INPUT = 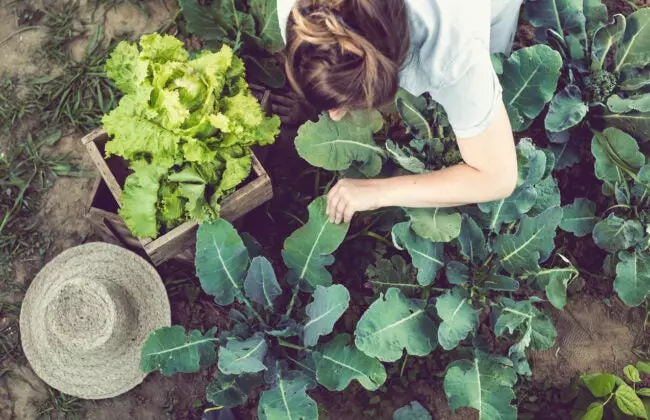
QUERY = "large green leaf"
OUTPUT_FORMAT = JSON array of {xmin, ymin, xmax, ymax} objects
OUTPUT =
[
  {"xmin": 601, "ymin": 112, "xmax": 650, "ymax": 143},
  {"xmin": 457, "ymin": 216, "xmax": 489, "ymax": 264},
  {"xmin": 582, "ymin": 373, "xmax": 618, "ymax": 397},
  {"xmin": 392, "ymin": 222, "xmax": 444, "ymax": 286},
  {"xmin": 592, "ymin": 14, "xmax": 626, "ymax": 70},
  {"xmin": 366, "ymin": 255, "xmax": 422, "ymax": 297},
  {"xmin": 593, "ymin": 215, "xmax": 644, "ymax": 253},
  {"xmin": 591, "ymin": 128, "xmax": 645, "ymax": 182},
  {"xmin": 249, "ymin": 0, "xmax": 284, "ymax": 53},
  {"xmin": 295, "ymin": 111, "xmax": 384, "ymax": 177},
  {"xmin": 525, "ymin": 0, "xmax": 587, "ymax": 45},
  {"xmin": 544, "ymin": 84, "xmax": 588, "ymax": 132},
  {"xmin": 282, "ymin": 197, "xmax": 349, "ymax": 289},
  {"xmin": 500, "ymin": 46, "xmax": 562, "ymax": 131},
  {"xmin": 244, "ymin": 256, "xmax": 282, "ymax": 309},
  {"xmin": 206, "ymin": 373, "xmax": 261, "ymax": 408},
  {"xmin": 179, "ymin": 0, "xmax": 255, "ymax": 44},
  {"xmin": 405, "ymin": 207, "xmax": 462, "ymax": 243},
  {"xmin": 620, "ymin": 66, "xmax": 650, "ymax": 91},
  {"xmin": 315, "ymin": 334, "xmax": 387, "ymax": 391},
  {"xmin": 584, "ymin": 0, "xmax": 608, "ymax": 36},
  {"xmin": 494, "ymin": 207, "xmax": 564, "ymax": 274},
  {"xmin": 396, "ymin": 97, "xmax": 433, "ymax": 140},
  {"xmin": 218, "ymin": 334, "xmax": 268, "ymax": 375},
  {"xmin": 560, "ymin": 198, "xmax": 599, "ymax": 237},
  {"xmin": 443, "ymin": 350, "xmax": 517, "ymax": 420},
  {"xmin": 258, "ymin": 370, "xmax": 318, "ymax": 420},
  {"xmin": 614, "ymin": 251, "xmax": 650, "ymax": 307},
  {"xmin": 614, "ymin": 8, "xmax": 650, "ymax": 72},
  {"xmin": 385, "ymin": 140, "xmax": 428, "ymax": 174},
  {"xmin": 303, "ymin": 285, "xmax": 350, "ymax": 347},
  {"xmin": 393, "ymin": 401, "xmax": 432, "ymax": 420},
  {"xmin": 529, "ymin": 176, "xmax": 561, "ymax": 217},
  {"xmin": 355, "ymin": 288, "xmax": 438, "ymax": 362},
  {"xmin": 607, "ymin": 93, "xmax": 650, "ymax": 113},
  {"xmin": 615, "ymin": 383, "xmax": 648, "ymax": 419},
  {"xmin": 140, "ymin": 326, "xmax": 218, "ymax": 375},
  {"xmin": 436, "ymin": 288, "xmax": 480, "ymax": 351},
  {"xmin": 196, "ymin": 219, "xmax": 250, "ymax": 305}
]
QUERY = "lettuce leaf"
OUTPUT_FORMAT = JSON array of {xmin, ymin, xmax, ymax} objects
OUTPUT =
[{"xmin": 103, "ymin": 33, "xmax": 278, "ymax": 238}]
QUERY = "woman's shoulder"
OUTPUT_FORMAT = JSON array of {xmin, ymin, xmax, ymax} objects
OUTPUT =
[{"xmin": 401, "ymin": 0, "xmax": 491, "ymax": 92}]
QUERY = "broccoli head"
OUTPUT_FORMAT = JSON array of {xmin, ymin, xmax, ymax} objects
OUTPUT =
[{"xmin": 585, "ymin": 69, "xmax": 617, "ymax": 103}]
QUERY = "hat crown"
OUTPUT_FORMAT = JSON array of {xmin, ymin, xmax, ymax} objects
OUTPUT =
[{"xmin": 48, "ymin": 277, "xmax": 135, "ymax": 353}]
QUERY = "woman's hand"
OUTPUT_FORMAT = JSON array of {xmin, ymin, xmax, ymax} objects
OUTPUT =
[{"xmin": 326, "ymin": 178, "xmax": 382, "ymax": 224}]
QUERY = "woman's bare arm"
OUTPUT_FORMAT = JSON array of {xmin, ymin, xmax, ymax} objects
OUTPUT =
[{"xmin": 326, "ymin": 102, "xmax": 518, "ymax": 223}]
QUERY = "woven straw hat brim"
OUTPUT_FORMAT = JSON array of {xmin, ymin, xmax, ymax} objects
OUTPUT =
[{"xmin": 20, "ymin": 242, "xmax": 171, "ymax": 399}]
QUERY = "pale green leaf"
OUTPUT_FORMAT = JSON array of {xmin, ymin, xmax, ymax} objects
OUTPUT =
[
  {"xmin": 443, "ymin": 350, "xmax": 517, "ymax": 420},
  {"xmin": 545, "ymin": 84, "xmax": 588, "ymax": 132},
  {"xmin": 582, "ymin": 402, "xmax": 604, "ymax": 420},
  {"xmin": 315, "ymin": 334, "xmax": 387, "ymax": 391},
  {"xmin": 385, "ymin": 140, "xmax": 427, "ymax": 174},
  {"xmin": 625, "ymin": 365, "xmax": 642, "ymax": 383},
  {"xmin": 529, "ymin": 176, "xmax": 561, "ymax": 217},
  {"xmin": 614, "ymin": 251, "xmax": 650, "ymax": 307},
  {"xmin": 584, "ymin": 0, "xmax": 608, "ymax": 36},
  {"xmin": 637, "ymin": 361, "xmax": 650, "ymax": 375},
  {"xmin": 355, "ymin": 288, "xmax": 438, "ymax": 362},
  {"xmin": 244, "ymin": 256, "xmax": 282, "ymax": 309},
  {"xmin": 295, "ymin": 111, "xmax": 384, "ymax": 177},
  {"xmin": 282, "ymin": 197, "xmax": 349, "ymax": 289},
  {"xmin": 196, "ymin": 219, "xmax": 250, "ymax": 305},
  {"xmin": 500, "ymin": 45, "xmax": 563, "ymax": 132},
  {"xmin": 560, "ymin": 198, "xmax": 599, "ymax": 237},
  {"xmin": 638, "ymin": 388, "xmax": 650, "ymax": 397},
  {"xmin": 614, "ymin": 8, "xmax": 650, "ymax": 72},
  {"xmin": 593, "ymin": 216, "xmax": 644, "ymax": 253},
  {"xmin": 533, "ymin": 265, "xmax": 579, "ymax": 310},
  {"xmin": 218, "ymin": 334, "xmax": 268, "ymax": 375},
  {"xmin": 496, "ymin": 298, "xmax": 557, "ymax": 351},
  {"xmin": 592, "ymin": 14, "xmax": 626, "ymax": 70},
  {"xmin": 206, "ymin": 373, "xmax": 261, "ymax": 408},
  {"xmin": 258, "ymin": 370, "xmax": 318, "ymax": 420},
  {"xmin": 406, "ymin": 207, "xmax": 462, "ymax": 243},
  {"xmin": 607, "ymin": 93, "xmax": 650, "ymax": 113},
  {"xmin": 392, "ymin": 222, "xmax": 444, "ymax": 286},
  {"xmin": 592, "ymin": 128, "xmax": 645, "ymax": 183},
  {"xmin": 303, "ymin": 285, "xmax": 350, "ymax": 347},
  {"xmin": 397, "ymin": 97, "xmax": 433, "ymax": 140},
  {"xmin": 616, "ymin": 383, "xmax": 648, "ymax": 419},
  {"xmin": 479, "ymin": 186, "xmax": 538, "ymax": 232},
  {"xmin": 140, "ymin": 326, "xmax": 217, "ymax": 375},
  {"xmin": 393, "ymin": 401, "xmax": 432, "ymax": 420},
  {"xmin": 494, "ymin": 207, "xmax": 564, "ymax": 274},
  {"xmin": 620, "ymin": 66, "xmax": 650, "ymax": 91},
  {"xmin": 582, "ymin": 373, "xmax": 618, "ymax": 397},
  {"xmin": 436, "ymin": 288, "xmax": 480, "ymax": 350}
]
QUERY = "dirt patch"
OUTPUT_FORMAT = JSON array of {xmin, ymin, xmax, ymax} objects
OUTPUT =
[
  {"xmin": 0, "ymin": 363, "xmax": 49, "ymax": 420},
  {"xmin": 531, "ymin": 296, "xmax": 640, "ymax": 388}
]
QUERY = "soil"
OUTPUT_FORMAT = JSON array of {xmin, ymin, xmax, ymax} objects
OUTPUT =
[{"xmin": 1, "ymin": 1, "xmax": 650, "ymax": 420}]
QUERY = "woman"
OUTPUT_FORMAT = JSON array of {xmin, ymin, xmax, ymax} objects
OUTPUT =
[{"xmin": 277, "ymin": 0, "xmax": 521, "ymax": 224}]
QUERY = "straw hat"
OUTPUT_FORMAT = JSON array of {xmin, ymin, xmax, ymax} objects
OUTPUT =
[{"xmin": 19, "ymin": 242, "xmax": 171, "ymax": 399}]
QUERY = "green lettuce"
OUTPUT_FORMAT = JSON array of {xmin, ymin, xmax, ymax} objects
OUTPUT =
[{"xmin": 103, "ymin": 33, "xmax": 280, "ymax": 238}]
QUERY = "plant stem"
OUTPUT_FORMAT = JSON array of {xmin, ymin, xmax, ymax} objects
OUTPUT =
[
  {"xmin": 285, "ymin": 285, "xmax": 300, "ymax": 318},
  {"xmin": 400, "ymin": 355, "xmax": 409, "ymax": 377},
  {"xmin": 240, "ymin": 295, "xmax": 267, "ymax": 327},
  {"xmin": 365, "ymin": 231, "xmax": 392, "ymax": 246},
  {"xmin": 278, "ymin": 338, "xmax": 309, "ymax": 352}
]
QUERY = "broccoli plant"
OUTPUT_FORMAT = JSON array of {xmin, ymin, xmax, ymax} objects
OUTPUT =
[
  {"xmin": 140, "ymin": 199, "xmax": 393, "ymax": 417},
  {"xmin": 523, "ymin": 1, "xmax": 650, "ymax": 167},
  {"xmin": 560, "ymin": 127, "xmax": 650, "ymax": 308},
  {"xmin": 294, "ymin": 93, "xmax": 579, "ymax": 418}
]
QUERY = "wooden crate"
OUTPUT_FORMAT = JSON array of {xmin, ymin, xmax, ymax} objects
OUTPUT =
[{"xmin": 83, "ymin": 128, "xmax": 272, "ymax": 266}]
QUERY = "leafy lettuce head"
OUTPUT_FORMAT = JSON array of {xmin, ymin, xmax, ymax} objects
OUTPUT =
[{"xmin": 102, "ymin": 33, "xmax": 280, "ymax": 238}]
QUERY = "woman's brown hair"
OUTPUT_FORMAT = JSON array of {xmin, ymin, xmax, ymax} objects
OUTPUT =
[{"xmin": 285, "ymin": 0, "xmax": 410, "ymax": 112}]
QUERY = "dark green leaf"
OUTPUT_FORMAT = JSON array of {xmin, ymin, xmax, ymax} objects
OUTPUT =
[
  {"xmin": 206, "ymin": 373, "xmax": 261, "ymax": 408},
  {"xmin": 614, "ymin": 8, "xmax": 650, "ymax": 72},
  {"xmin": 393, "ymin": 401, "xmax": 432, "ymax": 420},
  {"xmin": 560, "ymin": 198, "xmax": 599, "ymax": 237},
  {"xmin": 592, "ymin": 14, "xmax": 626, "ymax": 70},
  {"xmin": 249, "ymin": 0, "xmax": 284, "ymax": 53},
  {"xmin": 392, "ymin": 222, "xmax": 444, "ymax": 286},
  {"xmin": 601, "ymin": 112, "xmax": 650, "ymax": 144},
  {"xmin": 592, "ymin": 128, "xmax": 645, "ymax": 183},
  {"xmin": 244, "ymin": 56, "xmax": 286, "ymax": 88},
  {"xmin": 436, "ymin": 288, "xmax": 480, "ymax": 350},
  {"xmin": 614, "ymin": 251, "xmax": 650, "ymax": 307},
  {"xmin": 593, "ymin": 215, "xmax": 644, "ymax": 253},
  {"xmin": 484, "ymin": 274, "xmax": 520, "ymax": 292},
  {"xmin": 258, "ymin": 370, "xmax": 318, "ymax": 420},
  {"xmin": 218, "ymin": 334, "xmax": 268, "ymax": 375},
  {"xmin": 607, "ymin": 93, "xmax": 650, "ymax": 113},
  {"xmin": 397, "ymin": 97, "xmax": 433, "ymax": 140},
  {"xmin": 545, "ymin": 84, "xmax": 588, "ymax": 132},
  {"xmin": 446, "ymin": 261, "xmax": 469, "ymax": 285},
  {"xmin": 458, "ymin": 216, "xmax": 489, "ymax": 264},
  {"xmin": 244, "ymin": 256, "xmax": 282, "ymax": 309},
  {"xmin": 366, "ymin": 255, "xmax": 422, "ymax": 297}
]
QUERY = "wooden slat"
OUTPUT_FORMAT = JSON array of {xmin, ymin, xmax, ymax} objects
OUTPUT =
[{"xmin": 84, "ymin": 127, "xmax": 274, "ymax": 266}]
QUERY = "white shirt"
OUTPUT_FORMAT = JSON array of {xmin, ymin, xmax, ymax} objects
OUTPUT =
[{"xmin": 277, "ymin": 0, "xmax": 523, "ymax": 138}]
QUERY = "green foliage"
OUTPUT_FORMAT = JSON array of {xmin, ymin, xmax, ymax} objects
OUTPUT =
[
  {"xmin": 393, "ymin": 401, "xmax": 432, "ymax": 420},
  {"xmin": 303, "ymin": 285, "xmax": 350, "ymax": 347},
  {"xmin": 436, "ymin": 288, "xmax": 480, "ymax": 351},
  {"xmin": 140, "ymin": 326, "xmax": 218, "ymax": 375},
  {"xmin": 576, "ymin": 365, "xmax": 650, "ymax": 419},
  {"xmin": 102, "ymin": 33, "xmax": 279, "ymax": 238},
  {"xmin": 443, "ymin": 350, "xmax": 518, "ymax": 420}
]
